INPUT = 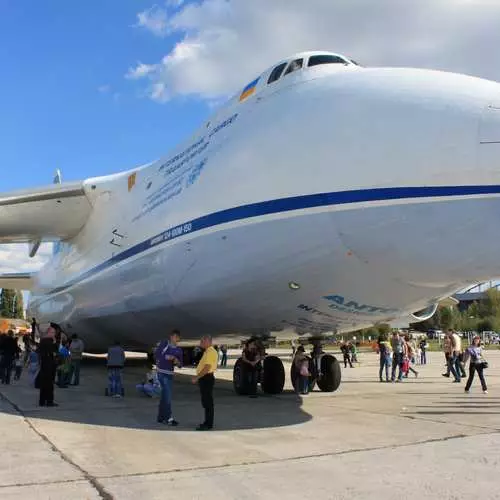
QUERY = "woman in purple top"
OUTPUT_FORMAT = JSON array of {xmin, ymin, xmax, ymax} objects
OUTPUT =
[{"xmin": 463, "ymin": 336, "xmax": 488, "ymax": 394}]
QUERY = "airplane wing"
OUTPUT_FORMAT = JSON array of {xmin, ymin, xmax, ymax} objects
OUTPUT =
[
  {"xmin": 0, "ymin": 272, "xmax": 34, "ymax": 290},
  {"xmin": 0, "ymin": 181, "xmax": 92, "ymax": 243}
]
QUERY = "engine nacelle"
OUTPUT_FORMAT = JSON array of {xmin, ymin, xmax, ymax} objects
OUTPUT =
[{"xmin": 409, "ymin": 303, "xmax": 439, "ymax": 322}]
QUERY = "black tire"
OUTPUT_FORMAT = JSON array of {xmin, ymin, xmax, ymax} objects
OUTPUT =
[
  {"xmin": 233, "ymin": 357, "xmax": 249, "ymax": 395},
  {"xmin": 261, "ymin": 355, "xmax": 285, "ymax": 394},
  {"xmin": 290, "ymin": 357, "xmax": 316, "ymax": 392},
  {"xmin": 316, "ymin": 354, "xmax": 341, "ymax": 392}
]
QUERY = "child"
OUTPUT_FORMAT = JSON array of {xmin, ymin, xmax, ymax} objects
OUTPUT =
[
  {"xmin": 27, "ymin": 348, "xmax": 39, "ymax": 387},
  {"xmin": 136, "ymin": 368, "xmax": 161, "ymax": 397},
  {"xmin": 14, "ymin": 354, "xmax": 23, "ymax": 381},
  {"xmin": 293, "ymin": 346, "xmax": 310, "ymax": 395},
  {"xmin": 107, "ymin": 340, "xmax": 125, "ymax": 398}
]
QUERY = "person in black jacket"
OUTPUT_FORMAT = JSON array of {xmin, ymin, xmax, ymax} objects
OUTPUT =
[
  {"xmin": 1, "ymin": 331, "xmax": 19, "ymax": 385},
  {"xmin": 37, "ymin": 330, "xmax": 58, "ymax": 407}
]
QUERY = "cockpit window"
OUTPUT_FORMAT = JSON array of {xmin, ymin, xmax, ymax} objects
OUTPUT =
[
  {"xmin": 267, "ymin": 62, "xmax": 287, "ymax": 84},
  {"xmin": 308, "ymin": 55, "xmax": 348, "ymax": 67},
  {"xmin": 284, "ymin": 58, "xmax": 304, "ymax": 76}
]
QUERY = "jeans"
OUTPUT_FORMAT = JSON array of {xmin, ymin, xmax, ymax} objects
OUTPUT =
[
  {"xmin": 379, "ymin": 356, "xmax": 390, "ymax": 381},
  {"xmin": 70, "ymin": 359, "xmax": 81, "ymax": 385},
  {"xmin": 198, "ymin": 373, "xmax": 215, "ymax": 428},
  {"xmin": 299, "ymin": 375, "xmax": 309, "ymax": 394},
  {"xmin": 391, "ymin": 353, "xmax": 403, "ymax": 381},
  {"xmin": 343, "ymin": 354, "xmax": 353, "ymax": 368},
  {"xmin": 220, "ymin": 353, "xmax": 227, "ymax": 367},
  {"xmin": 465, "ymin": 363, "xmax": 487, "ymax": 391},
  {"xmin": 157, "ymin": 372, "xmax": 173, "ymax": 421},
  {"xmin": 108, "ymin": 367, "xmax": 123, "ymax": 396},
  {"xmin": 448, "ymin": 354, "xmax": 460, "ymax": 382},
  {"xmin": 421, "ymin": 351, "xmax": 427, "ymax": 365},
  {"xmin": 246, "ymin": 366, "xmax": 258, "ymax": 395}
]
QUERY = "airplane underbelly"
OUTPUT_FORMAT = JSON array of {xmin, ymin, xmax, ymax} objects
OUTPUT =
[{"xmin": 29, "ymin": 194, "xmax": 500, "ymax": 351}]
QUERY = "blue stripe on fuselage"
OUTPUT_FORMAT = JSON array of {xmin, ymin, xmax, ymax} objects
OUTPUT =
[{"xmin": 40, "ymin": 184, "xmax": 500, "ymax": 296}]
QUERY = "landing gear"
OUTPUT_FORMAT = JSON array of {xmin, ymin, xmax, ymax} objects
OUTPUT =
[
  {"xmin": 232, "ymin": 337, "xmax": 341, "ymax": 396},
  {"xmin": 233, "ymin": 358, "xmax": 249, "ymax": 395},
  {"xmin": 316, "ymin": 354, "xmax": 341, "ymax": 392},
  {"xmin": 261, "ymin": 356, "xmax": 285, "ymax": 394},
  {"xmin": 290, "ymin": 339, "xmax": 341, "ymax": 393},
  {"xmin": 233, "ymin": 355, "xmax": 285, "ymax": 395},
  {"xmin": 233, "ymin": 337, "xmax": 285, "ymax": 396},
  {"xmin": 290, "ymin": 358, "xmax": 316, "ymax": 393}
]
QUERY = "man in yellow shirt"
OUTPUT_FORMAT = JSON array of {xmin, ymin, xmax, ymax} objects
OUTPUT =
[{"xmin": 192, "ymin": 335, "xmax": 218, "ymax": 430}]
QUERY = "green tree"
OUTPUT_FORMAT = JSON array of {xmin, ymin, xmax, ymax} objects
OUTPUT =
[
  {"xmin": 14, "ymin": 291, "xmax": 24, "ymax": 319},
  {"xmin": 0, "ymin": 288, "xmax": 15, "ymax": 318}
]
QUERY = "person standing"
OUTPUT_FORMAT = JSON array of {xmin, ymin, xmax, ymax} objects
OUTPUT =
[
  {"xmin": 391, "ymin": 331, "xmax": 405, "ymax": 382},
  {"xmin": 107, "ymin": 340, "xmax": 125, "ymax": 398},
  {"xmin": 377, "ymin": 335, "xmax": 392, "ymax": 382},
  {"xmin": 1, "ymin": 331, "xmax": 19, "ymax": 385},
  {"xmin": 340, "ymin": 342, "xmax": 353, "ymax": 368},
  {"xmin": 419, "ymin": 337, "xmax": 428, "ymax": 365},
  {"xmin": 69, "ymin": 334, "xmax": 84, "ymax": 386},
  {"xmin": 37, "ymin": 329, "xmax": 58, "ymax": 407},
  {"xmin": 293, "ymin": 345, "xmax": 310, "ymax": 394},
  {"xmin": 242, "ymin": 340, "xmax": 261, "ymax": 397},
  {"xmin": 155, "ymin": 329, "xmax": 183, "ymax": 425},
  {"xmin": 403, "ymin": 335, "xmax": 419, "ymax": 378},
  {"xmin": 220, "ymin": 345, "xmax": 228, "ymax": 368},
  {"xmin": 463, "ymin": 336, "xmax": 488, "ymax": 394},
  {"xmin": 448, "ymin": 330, "xmax": 462, "ymax": 383},
  {"xmin": 192, "ymin": 335, "xmax": 218, "ymax": 430}
]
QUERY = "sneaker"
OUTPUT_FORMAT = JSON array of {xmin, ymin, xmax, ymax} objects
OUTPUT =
[
  {"xmin": 167, "ymin": 418, "xmax": 179, "ymax": 426},
  {"xmin": 453, "ymin": 380, "xmax": 461, "ymax": 383},
  {"xmin": 112, "ymin": 394, "xmax": 122, "ymax": 398},
  {"xmin": 46, "ymin": 402, "xmax": 59, "ymax": 407},
  {"xmin": 465, "ymin": 389, "xmax": 470, "ymax": 394},
  {"xmin": 442, "ymin": 373, "xmax": 450, "ymax": 378},
  {"xmin": 483, "ymin": 390, "xmax": 488, "ymax": 394}
]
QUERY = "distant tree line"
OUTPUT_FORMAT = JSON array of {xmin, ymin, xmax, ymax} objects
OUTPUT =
[
  {"xmin": 411, "ymin": 288, "xmax": 500, "ymax": 333},
  {"xmin": 0, "ymin": 288, "xmax": 24, "ymax": 319}
]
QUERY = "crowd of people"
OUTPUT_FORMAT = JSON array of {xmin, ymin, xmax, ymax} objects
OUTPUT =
[
  {"xmin": 375, "ymin": 329, "xmax": 489, "ymax": 393},
  {"xmin": 0, "ymin": 320, "xmax": 491, "ymax": 432}
]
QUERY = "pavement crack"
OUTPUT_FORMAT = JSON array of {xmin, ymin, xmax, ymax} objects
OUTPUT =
[
  {"xmin": 0, "ymin": 391, "xmax": 114, "ymax": 500},
  {"xmin": 98, "ymin": 431, "xmax": 498, "ymax": 481}
]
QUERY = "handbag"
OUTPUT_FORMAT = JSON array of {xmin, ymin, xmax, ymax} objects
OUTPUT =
[{"xmin": 478, "ymin": 359, "xmax": 489, "ymax": 369}]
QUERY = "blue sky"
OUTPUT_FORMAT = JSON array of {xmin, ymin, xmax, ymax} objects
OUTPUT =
[{"xmin": 0, "ymin": 0, "xmax": 209, "ymax": 191}]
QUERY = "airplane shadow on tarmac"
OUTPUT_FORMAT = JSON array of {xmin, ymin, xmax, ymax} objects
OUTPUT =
[{"xmin": 0, "ymin": 357, "xmax": 312, "ymax": 432}]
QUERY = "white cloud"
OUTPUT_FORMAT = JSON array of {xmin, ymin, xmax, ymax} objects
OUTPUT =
[
  {"xmin": 98, "ymin": 84, "xmax": 111, "ymax": 93},
  {"xmin": 0, "ymin": 243, "xmax": 52, "ymax": 275},
  {"xmin": 125, "ymin": 62, "xmax": 157, "ymax": 80},
  {"xmin": 128, "ymin": 0, "xmax": 500, "ymax": 102},
  {"xmin": 136, "ymin": 4, "xmax": 170, "ymax": 37}
]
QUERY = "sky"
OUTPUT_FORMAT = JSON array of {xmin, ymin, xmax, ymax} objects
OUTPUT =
[{"xmin": 2, "ymin": 0, "xmax": 500, "ymax": 275}]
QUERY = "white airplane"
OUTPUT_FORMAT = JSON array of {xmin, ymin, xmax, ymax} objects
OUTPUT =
[{"xmin": 2, "ymin": 51, "xmax": 500, "ymax": 394}]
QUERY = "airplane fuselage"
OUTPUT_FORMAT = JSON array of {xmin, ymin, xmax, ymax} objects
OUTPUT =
[{"xmin": 27, "ymin": 52, "xmax": 500, "ymax": 351}]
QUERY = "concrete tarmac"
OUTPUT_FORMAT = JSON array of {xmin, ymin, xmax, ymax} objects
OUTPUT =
[{"xmin": 0, "ymin": 349, "xmax": 499, "ymax": 499}]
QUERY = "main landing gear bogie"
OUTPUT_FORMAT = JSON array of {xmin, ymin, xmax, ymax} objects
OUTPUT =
[
  {"xmin": 233, "ymin": 355, "xmax": 286, "ymax": 395},
  {"xmin": 232, "ymin": 338, "xmax": 342, "ymax": 396}
]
